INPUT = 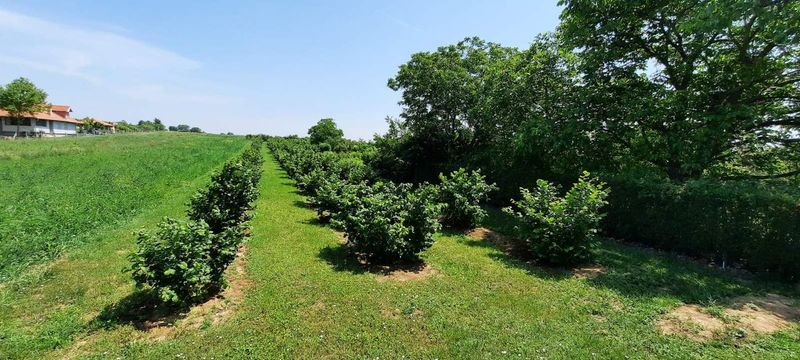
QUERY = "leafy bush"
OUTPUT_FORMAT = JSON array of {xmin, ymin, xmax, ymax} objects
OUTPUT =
[
  {"xmin": 504, "ymin": 172, "xmax": 609, "ymax": 266},
  {"xmin": 605, "ymin": 175, "xmax": 800, "ymax": 280},
  {"xmin": 334, "ymin": 156, "xmax": 373, "ymax": 183},
  {"xmin": 130, "ymin": 140, "xmax": 263, "ymax": 304},
  {"xmin": 437, "ymin": 168, "xmax": 497, "ymax": 228},
  {"xmin": 297, "ymin": 167, "xmax": 329, "ymax": 196},
  {"xmin": 342, "ymin": 182, "xmax": 442, "ymax": 263},
  {"xmin": 188, "ymin": 144, "xmax": 263, "ymax": 233},
  {"xmin": 310, "ymin": 179, "xmax": 372, "ymax": 230},
  {"xmin": 129, "ymin": 218, "xmax": 216, "ymax": 303}
]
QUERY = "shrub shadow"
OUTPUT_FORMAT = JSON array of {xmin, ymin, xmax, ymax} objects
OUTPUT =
[
  {"xmin": 468, "ymin": 207, "xmax": 771, "ymax": 304},
  {"xmin": 318, "ymin": 245, "xmax": 369, "ymax": 275},
  {"xmin": 458, "ymin": 228, "xmax": 571, "ymax": 281},
  {"xmin": 293, "ymin": 199, "xmax": 312, "ymax": 209},
  {"xmin": 317, "ymin": 244, "xmax": 428, "ymax": 277},
  {"xmin": 90, "ymin": 288, "xmax": 214, "ymax": 332},
  {"xmin": 585, "ymin": 241, "xmax": 765, "ymax": 303}
]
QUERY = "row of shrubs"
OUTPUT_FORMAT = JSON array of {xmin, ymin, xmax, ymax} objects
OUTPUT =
[
  {"xmin": 268, "ymin": 137, "xmax": 610, "ymax": 266},
  {"xmin": 269, "ymin": 135, "xmax": 800, "ymax": 280},
  {"xmin": 128, "ymin": 140, "xmax": 264, "ymax": 303},
  {"xmin": 604, "ymin": 175, "xmax": 800, "ymax": 280},
  {"xmin": 269, "ymin": 138, "xmax": 494, "ymax": 263}
]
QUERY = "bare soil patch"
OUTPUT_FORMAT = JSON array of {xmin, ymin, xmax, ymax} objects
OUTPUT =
[
  {"xmin": 333, "ymin": 236, "xmax": 440, "ymax": 282},
  {"xmin": 467, "ymin": 227, "xmax": 523, "ymax": 256},
  {"xmin": 727, "ymin": 294, "xmax": 800, "ymax": 334},
  {"xmin": 572, "ymin": 265, "xmax": 607, "ymax": 279},
  {"xmin": 658, "ymin": 304, "xmax": 726, "ymax": 341},
  {"xmin": 658, "ymin": 294, "xmax": 800, "ymax": 342},
  {"xmin": 375, "ymin": 263, "xmax": 439, "ymax": 282},
  {"xmin": 179, "ymin": 250, "xmax": 253, "ymax": 331}
]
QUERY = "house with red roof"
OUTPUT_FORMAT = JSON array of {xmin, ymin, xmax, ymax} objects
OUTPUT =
[{"xmin": 0, "ymin": 104, "xmax": 82, "ymax": 137}]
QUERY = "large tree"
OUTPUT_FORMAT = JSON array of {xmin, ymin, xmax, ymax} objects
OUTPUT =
[
  {"xmin": 388, "ymin": 38, "xmax": 518, "ymax": 162},
  {"xmin": 0, "ymin": 78, "xmax": 48, "ymax": 138},
  {"xmin": 308, "ymin": 118, "xmax": 344, "ymax": 151},
  {"xmin": 386, "ymin": 36, "xmax": 585, "ymax": 182},
  {"xmin": 559, "ymin": 0, "xmax": 800, "ymax": 180}
]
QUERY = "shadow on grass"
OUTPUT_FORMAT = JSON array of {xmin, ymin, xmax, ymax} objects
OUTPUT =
[
  {"xmin": 318, "ymin": 244, "xmax": 429, "ymax": 277},
  {"xmin": 293, "ymin": 199, "xmax": 312, "ymax": 209},
  {"xmin": 585, "ymin": 242, "xmax": 759, "ymax": 303},
  {"xmin": 318, "ymin": 245, "xmax": 369, "ymax": 275},
  {"xmin": 466, "ymin": 207, "xmax": 762, "ymax": 304},
  {"xmin": 457, "ymin": 229, "xmax": 571, "ymax": 282},
  {"xmin": 90, "ymin": 289, "xmax": 209, "ymax": 332}
]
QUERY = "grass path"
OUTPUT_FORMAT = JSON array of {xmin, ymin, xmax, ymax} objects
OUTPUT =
[{"xmin": 4, "ymin": 151, "xmax": 800, "ymax": 359}]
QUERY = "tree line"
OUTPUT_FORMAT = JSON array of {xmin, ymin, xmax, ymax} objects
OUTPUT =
[{"xmin": 115, "ymin": 119, "xmax": 203, "ymax": 133}]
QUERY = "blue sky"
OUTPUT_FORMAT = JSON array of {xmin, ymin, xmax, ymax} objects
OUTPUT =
[{"xmin": 0, "ymin": 1, "xmax": 562, "ymax": 138}]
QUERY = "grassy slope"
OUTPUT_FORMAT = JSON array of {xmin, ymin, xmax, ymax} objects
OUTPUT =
[
  {"xmin": 20, "ymin": 152, "xmax": 796, "ymax": 359},
  {"xmin": 0, "ymin": 133, "xmax": 247, "ymax": 357},
  {"xmin": 0, "ymin": 133, "xmax": 247, "ymax": 280}
]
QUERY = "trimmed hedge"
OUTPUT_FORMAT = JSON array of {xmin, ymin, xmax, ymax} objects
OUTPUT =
[
  {"xmin": 188, "ymin": 143, "xmax": 263, "ymax": 233},
  {"xmin": 604, "ymin": 176, "xmax": 800, "ymax": 280}
]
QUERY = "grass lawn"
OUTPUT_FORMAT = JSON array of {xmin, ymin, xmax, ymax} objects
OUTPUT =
[
  {"xmin": 0, "ymin": 133, "xmax": 248, "ymax": 280},
  {"xmin": 2, "ymin": 149, "xmax": 799, "ymax": 359}
]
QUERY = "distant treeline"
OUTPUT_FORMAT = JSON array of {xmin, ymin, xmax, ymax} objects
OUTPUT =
[{"xmin": 116, "ymin": 118, "xmax": 202, "ymax": 133}]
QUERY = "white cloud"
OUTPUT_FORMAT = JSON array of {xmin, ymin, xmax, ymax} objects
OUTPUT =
[
  {"xmin": 0, "ymin": 9, "xmax": 199, "ymax": 75},
  {"xmin": 0, "ymin": 8, "xmax": 228, "ymax": 107}
]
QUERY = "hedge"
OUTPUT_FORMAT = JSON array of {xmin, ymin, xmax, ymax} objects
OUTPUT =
[{"xmin": 604, "ymin": 176, "xmax": 800, "ymax": 280}]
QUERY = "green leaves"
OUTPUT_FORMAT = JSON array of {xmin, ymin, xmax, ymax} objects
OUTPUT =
[
  {"xmin": 341, "ymin": 182, "xmax": 443, "ymax": 263},
  {"xmin": 129, "ymin": 218, "xmax": 216, "ymax": 304},
  {"xmin": 129, "ymin": 140, "xmax": 264, "ymax": 304},
  {"xmin": 504, "ymin": 172, "xmax": 609, "ymax": 266},
  {"xmin": 437, "ymin": 168, "xmax": 497, "ymax": 229},
  {"xmin": 559, "ymin": 0, "xmax": 800, "ymax": 180},
  {"xmin": 0, "ymin": 77, "xmax": 48, "ymax": 117},
  {"xmin": 308, "ymin": 118, "xmax": 345, "ymax": 151}
]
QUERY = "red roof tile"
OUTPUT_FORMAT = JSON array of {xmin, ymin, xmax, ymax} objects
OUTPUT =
[
  {"xmin": 50, "ymin": 105, "xmax": 71, "ymax": 112},
  {"xmin": 0, "ymin": 105, "xmax": 82, "ymax": 124}
]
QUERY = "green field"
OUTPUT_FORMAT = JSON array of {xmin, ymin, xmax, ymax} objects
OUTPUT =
[
  {"xmin": 1, "ymin": 138, "xmax": 798, "ymax": 359},
  {"xmin": 0, "ymin": 133, "xmax": 248, "ymax": 280}
]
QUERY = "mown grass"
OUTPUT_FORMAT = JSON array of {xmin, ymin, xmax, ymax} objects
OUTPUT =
[
  {"xmin": 3, "ymin": 151, "xmax": 799, "ymax": 359},
  {"xmin": 0, "ymin": 133, "xmax": 248, "ymax": 281}
]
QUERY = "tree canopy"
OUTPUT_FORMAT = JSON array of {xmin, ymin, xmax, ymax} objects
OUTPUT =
[
  {"xmin": 0, "ymin": 78, "xmax": 48, "ymax": 116},
  {"xmin": 559, "ymin": 0, "xmax": 800, "ymax": 180},
  {"xmin": 308, "ymin": 118, "xmax": 344, "ymax": 151},
  {"xmin": 381, "ymin": 1, "xmax": 799, "ymax": 184}
]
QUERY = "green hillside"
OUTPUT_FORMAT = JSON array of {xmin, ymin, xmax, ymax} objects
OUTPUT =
[{"xmin": 0, "ymin": 133, "xmax": 248, "ymax": 281}]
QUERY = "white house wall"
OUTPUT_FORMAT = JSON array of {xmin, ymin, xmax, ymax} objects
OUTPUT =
[
  {"xmin": 1, "ymin": 119, "xmax": 77, "ymax": 136},
  {"xmin": 51, "ymin": 121, "xmax": 77, "ymax": 135}
]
